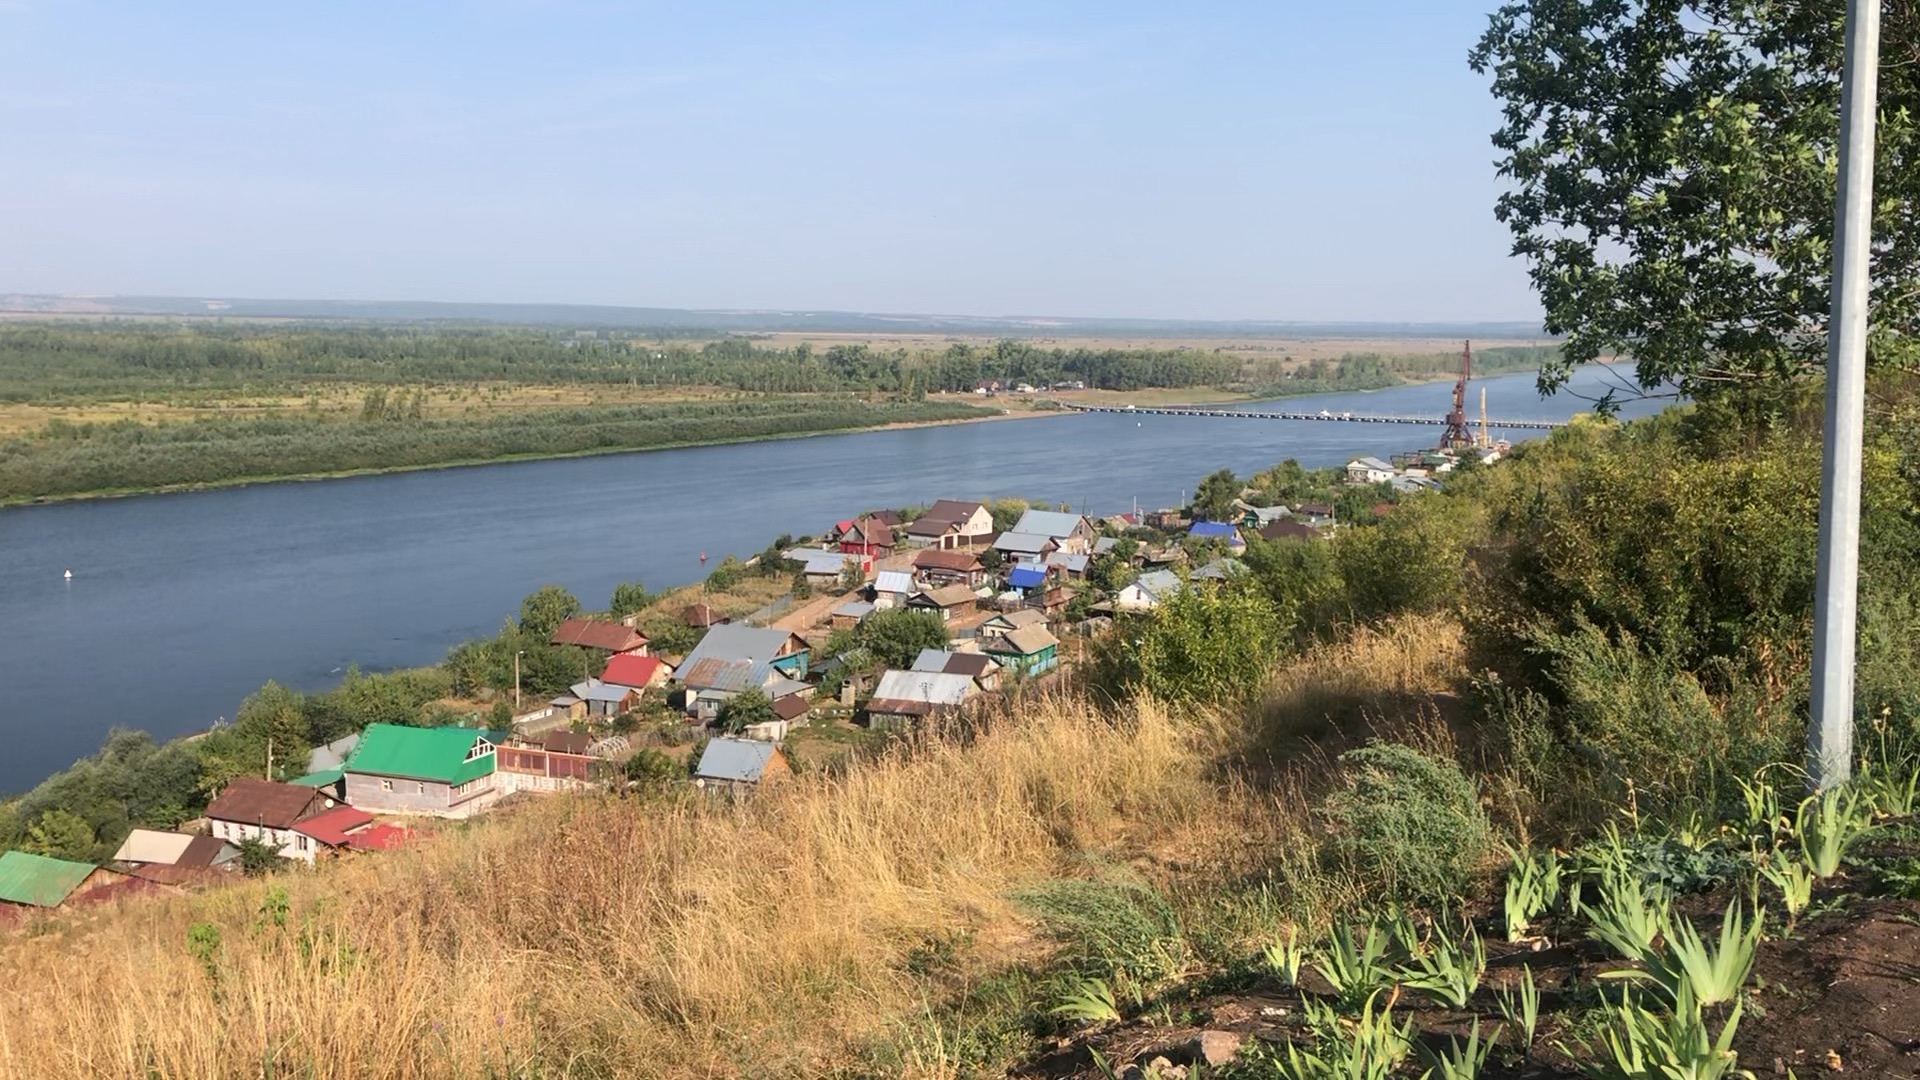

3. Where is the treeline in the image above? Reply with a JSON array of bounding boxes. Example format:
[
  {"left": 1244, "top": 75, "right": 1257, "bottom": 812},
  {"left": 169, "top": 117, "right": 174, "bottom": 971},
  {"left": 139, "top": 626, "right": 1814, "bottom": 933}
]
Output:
[
  {"left": 1249, "top": 344, "right": 1557, "bottom": 398},
  {"left": 0, "top": 323, "right": 1559, "bottom": 402},
  {"left": 0, "top": 398, "right": 983, "bottom": 500}
]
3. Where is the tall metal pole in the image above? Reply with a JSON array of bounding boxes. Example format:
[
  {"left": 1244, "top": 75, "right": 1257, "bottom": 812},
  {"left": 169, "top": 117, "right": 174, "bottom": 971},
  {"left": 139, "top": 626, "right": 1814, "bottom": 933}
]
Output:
[{"left": 1808, "top": 0, "right": 1881, "bottom": 790}]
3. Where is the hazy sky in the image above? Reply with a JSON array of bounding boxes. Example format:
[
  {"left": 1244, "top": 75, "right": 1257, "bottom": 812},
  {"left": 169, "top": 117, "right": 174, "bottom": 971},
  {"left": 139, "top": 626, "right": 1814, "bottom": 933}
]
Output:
[{"left": 0, "top": 2, "right": 1540, "bottom": 323}]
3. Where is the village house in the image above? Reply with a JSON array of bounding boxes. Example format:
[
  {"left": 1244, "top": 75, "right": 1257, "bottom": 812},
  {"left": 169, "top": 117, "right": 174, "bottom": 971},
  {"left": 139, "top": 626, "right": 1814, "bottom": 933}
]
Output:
[
  {"left": 205, "top": 777, "right": 335, "bottom": 854},
  {"left": 904, "top": 499, "right": 996, "bottom": 550},
  {"left": 342, "top": 724, "right": 499, "bottom": 818},
  {"left": 864, "top": 668, "right": 981, "bottom": 731},
  {"left": 548, "top": 617, "right": 650, "bottom": 656},
  {"left": 675, "top": 625, "right": 812, "bottom": 722},
  {"left": 830, "top": 599, "right": 875, "bottom": 631},
  {"left": 286, "top": 805, "right": 377, "bottom": 863},
  {"left": 1296, "top": 503, "right": 1336, "bottom": 526},
  {"left": 1259, "top": 519, "right": 1326, "bottom": 543},
  {"left": 1235, "top": 502, "right": 1292, "bottom": 530},
  {"left": 1005, "top": 562, "right": 1049, "bottom": 595},
  {"left": 913, "top": 547, "right": 988, "bottom": 587},
  {"left": 1045, "top": 550, "right": 1091, "bottom": 579},
  {"left": 110, "top": 829, "right": 240, "bottom": 876},
  {"left": 601, "top": 652, "right": 672, "bottom": 691},
  {"left": 1187, "top": 521, "right": 1246, "bottom": 549},
  {"left": 977, "top": 608, "right": 1048, "bottom": 636},
  {"left": 1114, "top": 568, "right": 1184, "bottom": 612},
  {"left": 787, "top": 547, "right": 857, "bottom": 585},
  {"left": 1009, "top": 509, "right": 1097, "bottom": 554},
  {"left": 569, "top": 678, "right": 642, "bottom": 718},
  {"left": 911, "top": 648, "right": 1003, "bottom": 692},
  {"left": 991, "top": 531, "right": 1058, "bottom": 561},
  {"left": 870, "top": 569, "right": 915, "bottom": 610},
  {"left": 834, "top": 516, "right": 896, "bottom": 560},
  {"left": 682, "top": 602, "right": 723, "bottom": 629},
  {"left": 1191, "top": 558, "right": 1247, "bottom": 583},
  {"left": 905, "top": 583, "right": 978, "bottom": 622},
  {"left": 982, "top": 625, "right": 1060, "bottom": 677},
  {"left": 0, "top": 851, "right": 128, "bottom": 913},
  {"left": 494, "top": 729, "right": 602, "bottom": 794},
  {"left": 1346, "top": 456, "right": 1397, "bottom": 485},
  {"left": 692, "top": 736, "right": 791, "bottom": 794}
]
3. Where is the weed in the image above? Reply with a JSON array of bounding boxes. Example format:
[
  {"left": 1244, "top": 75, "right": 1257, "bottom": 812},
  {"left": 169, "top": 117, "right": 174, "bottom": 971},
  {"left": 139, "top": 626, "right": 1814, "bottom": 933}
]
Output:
[
  {"left": 185, "top": 922, "right": 221, "bottom": 987},
  {"left": 1858, "top": 758, "right": 1920, "bottom": 819},
  {"left": 1503, "top": 844, "right": 1564, "bottom": 941},
  {"left": 1415, "top": 1019, "right": 1496, "bottom": 1080},
  {"left": 1016, "top": 877, "right": 1187, "bottom": 984},
  {"left": 1794, "top": 787, "right": 1872, "bottom": 878},
  {"left": 1619, "top": 902, "right": 1763, "bottom": 1007},
  {"left": 1495, "top": 966, "right": 1540, "bottom": 1055},
  {"left": 1397, "top": 927, "right": 1485, "bottom": 1009},
  {"left": 1322, "top": 741, "right": 1491, "bottom": 905},
  {"left": 1313, "top": 919, "right": 1396, "bottom": 1011},
  {"left": 1050, "top": 976, "right": 1122, "bottom": 1026},
  {"left": 1263, "top": 927, "right": 1306, "bottom": 987},
  {"left": 1275, "top": 991, "right": 1413, "bottom": 1080},
  {"left": 1756, "top": 852, "right": 1815, "bottom": 931}
]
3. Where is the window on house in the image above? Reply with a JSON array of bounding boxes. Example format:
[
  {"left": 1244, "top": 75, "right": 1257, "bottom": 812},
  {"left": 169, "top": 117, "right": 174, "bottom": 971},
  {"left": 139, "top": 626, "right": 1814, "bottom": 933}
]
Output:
[
  {"left": 297, "top": 835, "right": 308, "bottom": 852},
  {"left": 416, "top": 782, "right": 425, "bottom": 795},
  {"left": 381, "top": 779, "right": 393, "bottom": 792}
]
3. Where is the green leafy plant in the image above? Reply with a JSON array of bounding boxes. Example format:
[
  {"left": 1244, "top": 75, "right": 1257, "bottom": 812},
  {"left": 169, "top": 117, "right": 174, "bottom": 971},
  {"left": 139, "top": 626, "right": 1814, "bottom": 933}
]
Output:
[
  {"left": 1397, "top": 927, "right": 1485, "bottom": 1009},
  {"left": 1569, "top": 986, "right": 1752, "bottom": 1080},
  {"left": 1607, "top": 902, "right": 1761, "bottom": 1008},
  {"left": 1276, "top": 991, "right": 1413, "bottom": 1080},
  {"left": 1503, "top": 844, "right": 1564, "bottom": 941},
  {"left": 1264, "top": 927, "right": 1306, "bottom": 987},
  {"left": 1734, "top": 775, "right": 1784, "bottom": 841},
  {"left": 1415, "top": 1019, "right": 1495, "bottom": 1080},
  {"left": 1313, "top": 919, "right": 1395, "bottom": 1010},
  {"left": 1580, "top": 872, "right": 1670, "bottom": 965},
  {"left": 1757, "top": 853, "right": 1815, "bottom": 931},
  {"left": 1794, "top": 787, "right": 1872, "bottom": 879},
  {"left": 1859, "top": 759, "right": 1920, "bottom": 819},
  {"left": 1050, "top": 976, "right": 1122, "bottom": 1025},
  {"left": 1495, "top": 966, "right": 1539, "bottom": 1055}
]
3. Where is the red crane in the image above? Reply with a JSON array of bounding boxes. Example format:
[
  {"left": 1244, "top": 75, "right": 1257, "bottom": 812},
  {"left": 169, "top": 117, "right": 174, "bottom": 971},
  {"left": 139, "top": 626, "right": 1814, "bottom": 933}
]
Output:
[{"left": 1439, "top": 340, "right": 1475, "bottom": 450}]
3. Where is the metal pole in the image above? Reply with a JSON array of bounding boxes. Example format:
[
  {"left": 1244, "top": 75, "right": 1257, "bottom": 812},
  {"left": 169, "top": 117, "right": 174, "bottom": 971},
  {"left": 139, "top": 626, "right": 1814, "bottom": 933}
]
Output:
[{"left": 1808, "top": 0, "right": 1881, "bottom": 790}]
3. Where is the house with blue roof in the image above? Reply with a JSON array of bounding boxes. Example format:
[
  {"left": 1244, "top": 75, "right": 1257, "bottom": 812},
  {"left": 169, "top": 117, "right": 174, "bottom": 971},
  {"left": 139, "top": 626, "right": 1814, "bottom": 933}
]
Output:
[{"left": 1187, "top": 521, "right": 1245, "bottom": 548}]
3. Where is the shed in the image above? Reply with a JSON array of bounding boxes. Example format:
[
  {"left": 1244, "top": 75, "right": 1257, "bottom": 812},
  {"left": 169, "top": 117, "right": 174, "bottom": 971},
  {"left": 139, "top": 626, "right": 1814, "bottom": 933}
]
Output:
[
  {"left": 0, "top": 851, "right": 117, "bottom": 909},
  {"left": 830, "top": 599, "right": 875, "bottom": 631},
  {"left": 693, "top": 736, "right": 791, "bottom": 791}
]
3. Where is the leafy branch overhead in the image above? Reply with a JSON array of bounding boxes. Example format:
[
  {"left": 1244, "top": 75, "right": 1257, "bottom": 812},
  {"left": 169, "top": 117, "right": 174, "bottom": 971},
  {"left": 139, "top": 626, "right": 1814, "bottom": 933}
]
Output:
[{"left": 1472, "top": 1, "right": 1920, "bottom": 401}]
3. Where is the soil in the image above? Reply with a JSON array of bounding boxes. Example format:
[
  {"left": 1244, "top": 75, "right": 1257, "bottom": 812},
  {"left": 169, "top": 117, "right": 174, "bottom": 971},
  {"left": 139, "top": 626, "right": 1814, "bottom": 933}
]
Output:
[{"left": 1013, "top": 894, "right": 1920, "bottom": 1079}]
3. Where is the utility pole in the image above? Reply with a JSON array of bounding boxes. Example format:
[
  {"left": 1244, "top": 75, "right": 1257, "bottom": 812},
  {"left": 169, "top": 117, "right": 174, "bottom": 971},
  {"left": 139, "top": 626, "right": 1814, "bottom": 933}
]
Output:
[
  {"left": 266, "top": 737, "right": 273, "bottom": 781},
  {"left": 1808, "top": 0, "right": 1881, "bottom": 790},
  {"left": 515, "top": 650, "right": 525, "bottom": 711}
]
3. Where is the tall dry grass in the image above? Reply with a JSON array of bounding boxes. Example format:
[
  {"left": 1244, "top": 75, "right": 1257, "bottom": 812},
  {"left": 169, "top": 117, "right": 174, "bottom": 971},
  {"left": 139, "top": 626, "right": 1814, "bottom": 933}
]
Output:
[{"left": 0, "top": 614, "right": 1468, "bottom": 1079}]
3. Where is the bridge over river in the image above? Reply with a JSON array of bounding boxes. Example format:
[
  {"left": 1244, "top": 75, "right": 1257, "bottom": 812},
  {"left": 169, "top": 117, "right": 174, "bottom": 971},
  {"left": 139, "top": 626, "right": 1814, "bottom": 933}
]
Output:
[{"left": 1055, "top": 401, "right": 1568, "bottom": 431}]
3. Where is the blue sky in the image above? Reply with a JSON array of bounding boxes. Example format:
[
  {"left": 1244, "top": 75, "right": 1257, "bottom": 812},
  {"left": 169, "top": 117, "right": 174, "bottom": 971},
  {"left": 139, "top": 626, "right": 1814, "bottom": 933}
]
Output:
[{"left": 0, "top": 2, "right": 1538, "bottom": 322}]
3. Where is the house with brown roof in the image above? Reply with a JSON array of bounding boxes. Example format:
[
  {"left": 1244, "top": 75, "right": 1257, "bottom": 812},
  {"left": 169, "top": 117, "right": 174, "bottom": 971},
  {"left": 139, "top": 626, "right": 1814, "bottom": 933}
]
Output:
[
  {"left": 913, "top": 548, "right": 988, "bottom": 587},
  {"left": 205, "top": 778, "right": 335, "bottom": 857},
  {"left": 549, "top": 618, "right": 650, "bottom": 656},
  {"left": 905, "top": 500, "right": 995, "bottom": 550},
  {"left": 905, "top": 584, "right": 978, "bottom": 622}
]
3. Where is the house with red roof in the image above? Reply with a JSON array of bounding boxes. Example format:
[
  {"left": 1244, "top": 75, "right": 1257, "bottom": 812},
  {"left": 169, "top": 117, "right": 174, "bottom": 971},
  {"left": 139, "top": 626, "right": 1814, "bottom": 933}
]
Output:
[
  {"left": 601, "top": 653, "right": 672, "bottom": 690},
  {"left": 346, "top": 823, "right": 416, "bottom": 852},
  {"left": 835, "top": 516, "right": 896, "bottom": 560},
  {"left": 288, "top": 805, "right": 376, "bottom": 863}
]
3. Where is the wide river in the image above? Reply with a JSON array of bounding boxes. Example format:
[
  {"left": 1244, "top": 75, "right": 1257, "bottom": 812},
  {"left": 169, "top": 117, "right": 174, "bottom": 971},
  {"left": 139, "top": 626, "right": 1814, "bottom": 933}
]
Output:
[{"left": 0, "top": 366, "right": 1663, "bottom": 791}]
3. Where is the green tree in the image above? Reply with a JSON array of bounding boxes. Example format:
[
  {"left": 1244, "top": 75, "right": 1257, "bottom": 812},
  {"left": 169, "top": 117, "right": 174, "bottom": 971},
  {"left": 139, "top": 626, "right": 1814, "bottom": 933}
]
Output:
[
  {"left": 1094, "top": 583, "right": 1285, "bottom": 707},
  {"left": 854, "top": 609, "right": 951, "bottom": 670},
  {"left": 1470, "top": 2, "right": 1920, "bottom": 398},
  {"left": 518, "top": 585, "right": 581, "bottom": 638},
  {"left": 623, "top": 748, "right": 679, "bottom": 788},
  {"left": 705, "top": 557, "right": 744, "bottom": 593},
  {"left": 23, "top": 809, "right": 96, "bottom": 862},
  {"left": 234, "top": 835, "right": 284, "bottom": 877},
  {"left": 608, "top": 580, "right": 652, "bottom": 618},
  {"left": 1192, "top": 468, "right": 1240, "bottom": 522},
  {"left": 717, "top": 688, "right": 778, "bottom": 735}
]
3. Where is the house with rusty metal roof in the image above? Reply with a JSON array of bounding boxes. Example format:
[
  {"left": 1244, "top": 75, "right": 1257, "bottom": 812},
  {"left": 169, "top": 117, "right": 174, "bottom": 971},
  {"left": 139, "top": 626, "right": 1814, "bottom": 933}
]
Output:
[
  {"left": 0, "top": 851, "right": 125, "bottom": 911},
  {"left": 674, "top": 625, "right": 811, "bottom": 723},
  {"left": 910, "top": 648, "right": 1003, "bottom": 691},
  {"left": 693, "top": 736, "right": 790, "bottom": 793},
  {"left": 288, "top": 805, "right": 376, "bottom": 863},
  {"left": 549, "top": 617, "right": 650, "bottom": 655},
  {"left": 341, "top": 724, "right": 499, "bottom": 819}
]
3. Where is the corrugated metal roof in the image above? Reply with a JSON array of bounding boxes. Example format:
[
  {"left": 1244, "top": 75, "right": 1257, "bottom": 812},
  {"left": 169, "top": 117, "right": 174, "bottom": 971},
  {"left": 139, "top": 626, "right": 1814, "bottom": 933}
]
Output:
[
  {"left": 293, "top": 805, "right": 375, "bottom": 847},
  {"left": 985, "top": 608, "right": 1048, "bottom": 630},
  {"left": 914, "top": 549, "right": 983, "bottom": 571},
  {"left": 832, "top": 600, "right": 875, "bottom": 618},
  {"left": 873, "top": 570, "right": 914, "bottom": 594},
  {"left": 1008, "top": 566, "right": 1047, "bottom": 589},
  {"left": 1188, "top": 521, "right": 1240, "bottom": 539},
  {"left": 1046, "top": 551, "right": 1090, "bottom": 572},
  {"left": 991, "top": 625, "right": 1059, "bottom": 656},
  {"left": 695, "top": 737, "right": 779, "bottom": 783},
  {"left": 992, "top": 532, "right": 1054, "bottom": 554},
  {"left": 602, "top": 653, "right": 668, "bottom": 688},
  {"left": 0, "top": 851, "right": 95, "bottom": 907},
  {"left": 549, "top": 618, "right": 649, "bottom": 652},
  {"left": 871, "top": 669, "right": 976, "bottom": 706},
  {"left": 910, "top": 648, "right": 952, "bottom": 672},
  {"left": 344, "top": 724, "right": 495, "bottom": 785},
  {"left": 206, "top": 778, "right": 326, "bottom": 829},
  {"left": 1011, "top": 510, "right": 1087, "bottom": 539},
  {"left": 307, "top": 733, "right": 360, "bottom": 774}
]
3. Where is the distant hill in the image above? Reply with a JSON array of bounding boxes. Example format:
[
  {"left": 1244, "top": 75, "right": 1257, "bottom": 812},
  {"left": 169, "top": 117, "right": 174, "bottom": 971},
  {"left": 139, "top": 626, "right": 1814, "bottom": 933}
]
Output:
[{"left": 0, "top": 292, "right": 1543, "bottom": 339}]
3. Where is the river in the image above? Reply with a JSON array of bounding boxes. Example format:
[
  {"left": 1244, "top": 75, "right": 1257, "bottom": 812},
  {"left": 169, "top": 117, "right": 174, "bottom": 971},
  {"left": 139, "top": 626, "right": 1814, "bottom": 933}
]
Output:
[{"left": 0, "top": 365, "right": 1664, "bottom": 791}]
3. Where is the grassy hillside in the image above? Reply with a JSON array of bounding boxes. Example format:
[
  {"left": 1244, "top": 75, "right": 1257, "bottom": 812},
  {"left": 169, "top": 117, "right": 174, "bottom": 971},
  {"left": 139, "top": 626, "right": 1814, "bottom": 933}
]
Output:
[{"left": 5, "top": 381, "right": 1920, "bottom": 1078}]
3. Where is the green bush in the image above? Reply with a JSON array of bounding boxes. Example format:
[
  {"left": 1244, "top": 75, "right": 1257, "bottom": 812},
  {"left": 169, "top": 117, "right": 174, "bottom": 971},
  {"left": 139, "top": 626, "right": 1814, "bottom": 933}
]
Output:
[
  {"left": 1322, "top": 742, "right": 1491, "bottom": 905},
  {"left": 1012, "top": 877, "right": 1186, "bottom": 983},
  {"left": 1093, "top": 583, "right": 1286, "bottom": 707}
]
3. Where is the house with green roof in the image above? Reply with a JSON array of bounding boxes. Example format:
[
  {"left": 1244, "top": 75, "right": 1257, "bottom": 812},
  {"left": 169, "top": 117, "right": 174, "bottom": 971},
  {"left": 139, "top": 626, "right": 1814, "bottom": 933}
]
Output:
[
  {"left": 0, "top": 851, "right": 120, "bottom": 910},
  {"left": 342, "top": 724, "right": 499, "bottom": 818}
]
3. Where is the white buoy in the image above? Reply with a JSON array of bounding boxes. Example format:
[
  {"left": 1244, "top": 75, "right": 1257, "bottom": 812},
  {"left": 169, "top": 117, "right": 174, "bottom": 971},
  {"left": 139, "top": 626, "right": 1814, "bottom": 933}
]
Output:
[{"left": 63, "top": 569, "right": 72, "bottom": 581}]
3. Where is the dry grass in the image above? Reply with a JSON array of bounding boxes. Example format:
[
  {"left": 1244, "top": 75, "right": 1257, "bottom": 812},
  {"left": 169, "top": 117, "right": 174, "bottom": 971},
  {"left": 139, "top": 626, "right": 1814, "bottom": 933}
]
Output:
[{"left": 0, "top": 616, "right": 1470, "bottom": 1079}]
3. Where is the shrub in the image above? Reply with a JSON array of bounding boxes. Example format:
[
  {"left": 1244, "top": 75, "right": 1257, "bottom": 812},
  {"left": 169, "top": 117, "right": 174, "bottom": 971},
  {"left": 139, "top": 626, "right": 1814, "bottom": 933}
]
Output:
[
  {"left": 1321, "top": 742, "right": 1490, "bottom": 904},
  {"left": 1094, "top": 583, "right": 1285, "bottom": 707}
]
